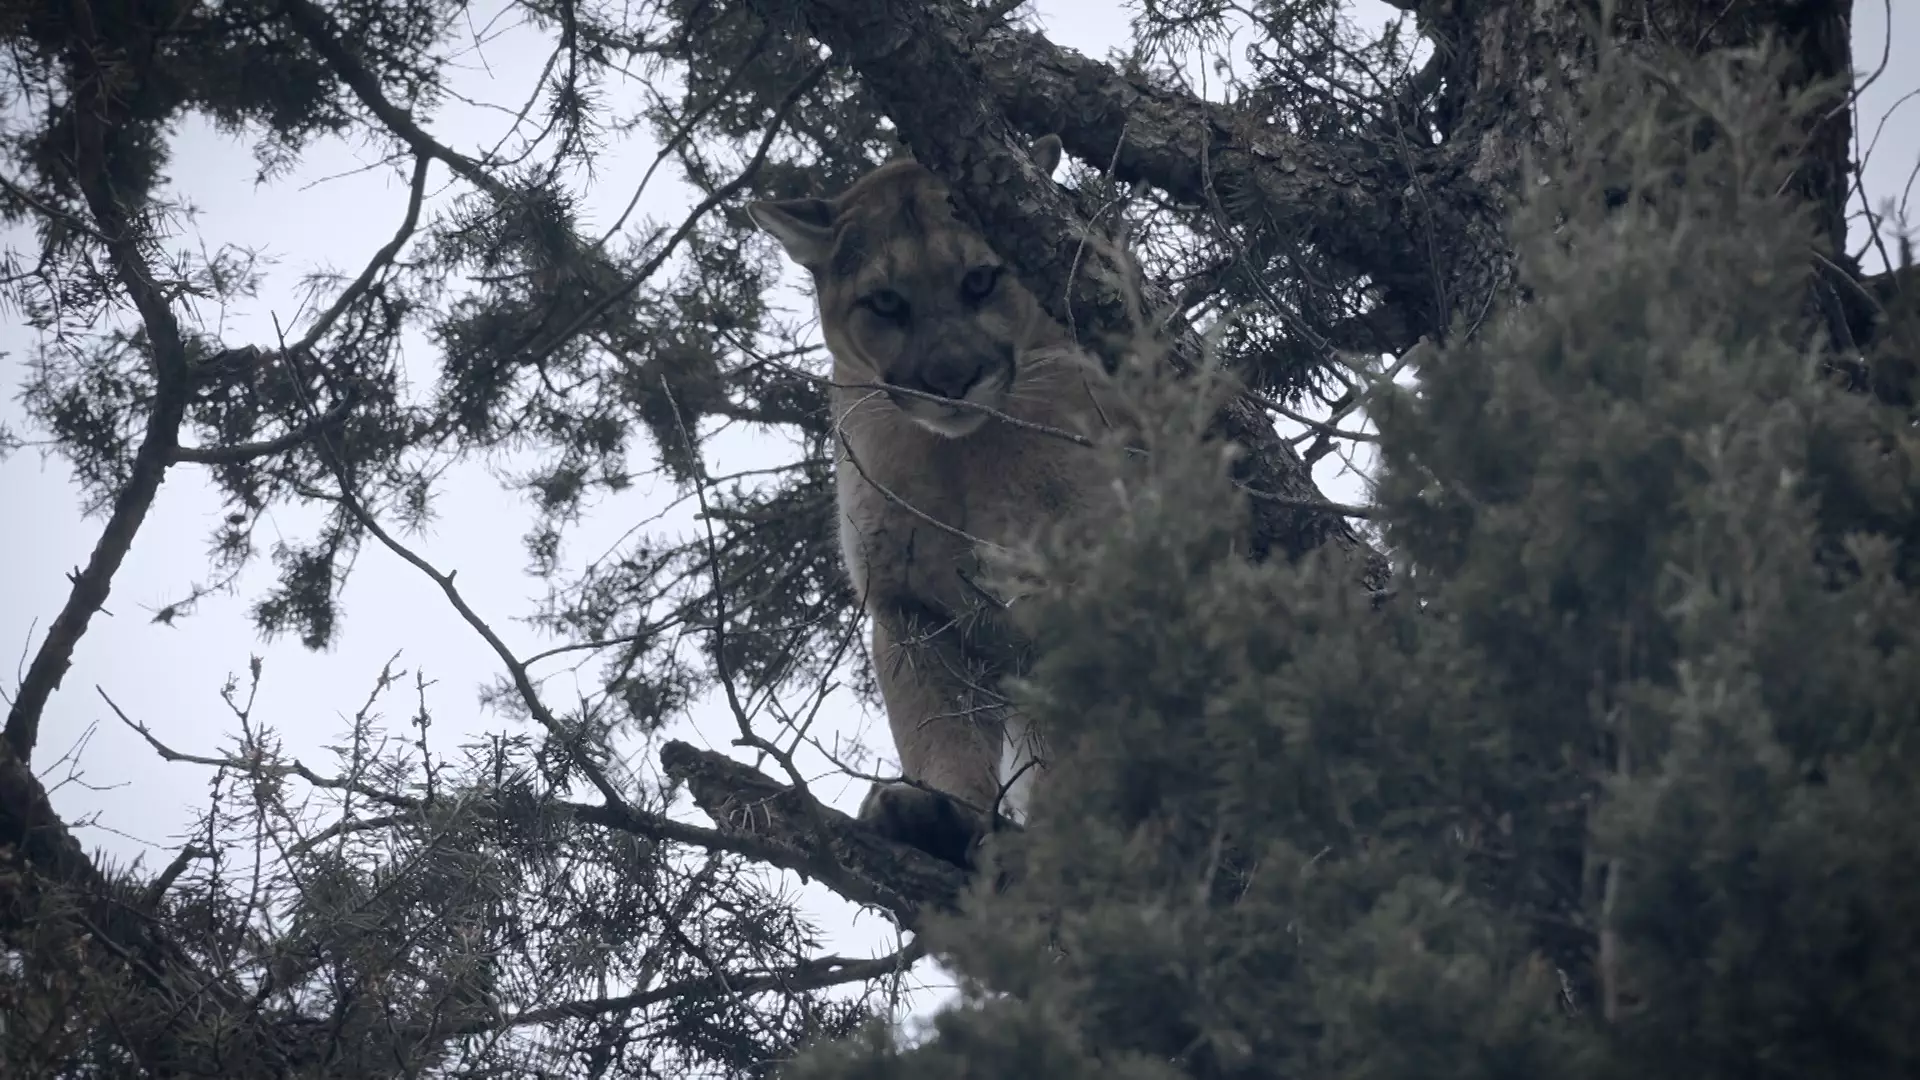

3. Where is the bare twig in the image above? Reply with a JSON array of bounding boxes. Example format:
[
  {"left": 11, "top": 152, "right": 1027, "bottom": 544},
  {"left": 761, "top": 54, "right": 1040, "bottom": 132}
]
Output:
[
  {"left": 279, "top": 0, "right": 508, "bottom": 197},
  {"left": 835, "top": 428, "right": 1007, "bottom": 552},
  {"left": 99, "top": 685, "right": 420, "bottom": 811},
  {"left": 326, "top": 471, "right": 632, "bottom": 808},
  {"left": 284, "top": 812, "right": 414, "bottom": 857},
  {"left": 521, "top": 58, "right": 831, "bottom": 369},
  {"left": 99, "top": 680, "right": 885, "bottom": 920}
]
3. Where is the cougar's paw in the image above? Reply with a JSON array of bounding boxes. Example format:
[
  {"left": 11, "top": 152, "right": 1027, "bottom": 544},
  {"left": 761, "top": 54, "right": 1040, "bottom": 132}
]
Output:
[{"left": 858, "top": 782, "right": 985, "bottom": 869}]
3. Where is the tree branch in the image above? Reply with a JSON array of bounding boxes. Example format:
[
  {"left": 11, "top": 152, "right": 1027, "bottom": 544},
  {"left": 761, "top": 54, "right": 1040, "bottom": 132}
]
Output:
[
  {"left": 101, "top": 678, "right": 955, "bottom": 936},
  {"left": 974, "top": 25, "right": 1449, "bottom": 320},
  {"left": 655, "top": 740, "right": 969, "bottom": 927},
  {"left": 277, "top": 0, "right": 506, "bottom": 198},
  {"left": 0, "top": 740, "right": 307, "bottom": 1072},
  {"left": 3, "top": 0, "right": 199, "bottom": 764},
  {"left": 478, "top": 942, "right": 925, "bottom": 1034},
  {"left": 293, "top": 151, "right": 432, "bottom": 353},
  {"left": 170, "top": 396, "right": 358, "bottom": 465}
]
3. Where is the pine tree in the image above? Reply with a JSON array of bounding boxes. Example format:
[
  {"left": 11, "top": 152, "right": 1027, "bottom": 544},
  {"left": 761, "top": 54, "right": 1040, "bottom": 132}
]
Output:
[{"left": 0, "top": 0, "right": 1912, "bottom": 1076}]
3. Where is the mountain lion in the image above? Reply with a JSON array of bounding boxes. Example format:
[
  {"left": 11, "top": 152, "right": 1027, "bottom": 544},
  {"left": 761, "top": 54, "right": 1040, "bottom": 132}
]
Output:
[{"left": 748, "top": 136, "right": 1127, "bottom": 868}]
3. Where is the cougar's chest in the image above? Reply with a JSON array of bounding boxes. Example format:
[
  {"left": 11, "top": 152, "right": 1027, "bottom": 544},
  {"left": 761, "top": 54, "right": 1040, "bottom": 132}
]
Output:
[{"left": 834, "top": 418, "right": 1065, "bottom": 614}]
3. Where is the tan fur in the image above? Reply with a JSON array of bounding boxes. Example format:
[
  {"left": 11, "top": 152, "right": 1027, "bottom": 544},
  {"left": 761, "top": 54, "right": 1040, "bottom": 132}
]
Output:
[{"left": 749, "top": 138, "right": 1124, "bottom": 866}]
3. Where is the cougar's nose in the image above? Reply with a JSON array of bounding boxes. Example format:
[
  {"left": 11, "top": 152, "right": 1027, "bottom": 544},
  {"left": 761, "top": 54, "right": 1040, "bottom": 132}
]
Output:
[{"left": 917, "top": 352, "right": 988, "bottom": 400}]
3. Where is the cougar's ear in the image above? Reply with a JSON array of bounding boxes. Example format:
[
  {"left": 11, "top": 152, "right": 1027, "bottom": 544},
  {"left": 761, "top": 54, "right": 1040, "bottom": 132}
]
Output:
[
  {"left": 1030, "top": 134, "right": 1063, "bottom": 178},
  {"left": 746, "top": 197, "right": 836, "bottom": 270}
]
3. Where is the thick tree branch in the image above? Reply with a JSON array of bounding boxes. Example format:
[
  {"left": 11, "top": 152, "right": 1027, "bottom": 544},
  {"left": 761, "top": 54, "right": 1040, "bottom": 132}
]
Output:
[
  {"left": 657, "top": 740, "right": 969, "bottom": 927},
  {"left": 974, "top": 26, "right": 1452, "bottom": 328},
  {"left": 4, "top": 1, "right": 196, "bottom": 764}
]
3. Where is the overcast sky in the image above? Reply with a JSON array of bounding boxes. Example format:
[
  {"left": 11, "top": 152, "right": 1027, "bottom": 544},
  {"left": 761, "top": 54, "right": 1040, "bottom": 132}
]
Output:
[{"left": 2, "top": 0, "right": 1914, "bottom": 1028}]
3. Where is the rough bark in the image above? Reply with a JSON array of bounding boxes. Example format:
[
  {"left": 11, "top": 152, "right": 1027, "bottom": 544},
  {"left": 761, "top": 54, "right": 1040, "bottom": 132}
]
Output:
[
  {"left": 658, "top": 741, "right": 970, "bottom": 926},
  {"left": 974, "top": 27, "right": 1463, "bottom": 345},
  {"left": 1432, "top": 0, "right": 1863, "bottom": 343}
]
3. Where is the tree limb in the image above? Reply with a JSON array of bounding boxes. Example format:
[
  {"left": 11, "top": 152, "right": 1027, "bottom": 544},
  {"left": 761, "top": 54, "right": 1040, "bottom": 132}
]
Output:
[
  {"left": 477, "top": 942, "right": 925, "bottom": 1034},
  {"left": 277, "top": 0, "right": 507, "bottom": 198},
  {"left": 4, "top": 0, "right": 198, "bottom": 764},
  {"left": 656, "top": 740, "right": 969, "bottom": 927},
  {"left": 974, "top": 25, "right": 1453, "bottom": 325},
  {"left": 170, "top": 397, "right": 358, "bottom": 465}
]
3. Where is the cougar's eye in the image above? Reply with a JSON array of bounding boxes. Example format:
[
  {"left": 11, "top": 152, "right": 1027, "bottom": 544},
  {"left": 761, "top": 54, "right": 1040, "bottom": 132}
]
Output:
[
  {"left": 960, "top": 265, "right": 1002, "bottom": 304},
  {"left": 861, "top": 289, "right": 908, "bottom": 320}
]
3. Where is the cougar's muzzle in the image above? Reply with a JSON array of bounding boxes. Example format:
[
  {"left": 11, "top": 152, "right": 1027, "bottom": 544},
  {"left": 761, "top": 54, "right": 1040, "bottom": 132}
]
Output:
[{"left": 885, "top": 341, "right": 1016, "bottom": 437}]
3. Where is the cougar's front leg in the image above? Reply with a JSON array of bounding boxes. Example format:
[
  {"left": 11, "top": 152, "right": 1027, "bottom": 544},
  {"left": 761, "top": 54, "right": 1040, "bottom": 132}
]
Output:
[{"left": 859, "top": 606, "right": 1010, "bottom": 868}]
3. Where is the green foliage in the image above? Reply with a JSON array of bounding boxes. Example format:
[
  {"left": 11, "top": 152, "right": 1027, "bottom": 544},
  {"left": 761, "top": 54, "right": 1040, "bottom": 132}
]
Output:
[{"left": 790, "top": 41, "right": 1920, "bottom": 1080}]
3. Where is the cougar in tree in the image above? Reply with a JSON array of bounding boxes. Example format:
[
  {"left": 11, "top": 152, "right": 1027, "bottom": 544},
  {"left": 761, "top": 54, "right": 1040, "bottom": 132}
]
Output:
[{"left": 747, "top": 136, "right": 1127, "bottom": 868}]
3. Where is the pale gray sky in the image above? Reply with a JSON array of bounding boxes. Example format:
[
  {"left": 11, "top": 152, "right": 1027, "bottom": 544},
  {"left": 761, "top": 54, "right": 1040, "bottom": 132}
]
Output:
[{"left": 1, "top": 0, "right": 1913, "bottom": 1027}]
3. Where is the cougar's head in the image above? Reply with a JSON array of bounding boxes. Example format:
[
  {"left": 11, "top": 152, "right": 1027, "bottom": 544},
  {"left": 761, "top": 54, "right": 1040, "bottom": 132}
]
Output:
[{"left": 747, "top": 136, "right": 1064, "bottom": 438}]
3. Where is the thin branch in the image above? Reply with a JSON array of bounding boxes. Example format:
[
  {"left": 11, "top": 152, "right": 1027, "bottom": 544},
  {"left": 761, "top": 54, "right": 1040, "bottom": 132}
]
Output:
[
  {"left": 834, "top": 375, "right": 1099, "bottom": 448},
  {"left": 279, "top": 0, "right": 508, "bottom": 197},
  {"left": 284, "top": 812, "right": 414, "bottom": 857},
  {"left": 170, "top": 397, "right": 358, "bottom": 465},
  {"left": 480, "top": 943, "right": 925, "bottom": 1033},
  {"left": 99, "top": 685, "right": 420, "bottom": 811},
  {"left": 521, "top": 58, "right": 831, "bottom": 370},
  {"left": 136, "top": 844, "right": 210, "bottom": 911},
  {"left": 320, "top": 459, "right": 632, "bottom": 810},
  {"left": 1244, "top": 385, "right": 1380, "bottom": 443},
  {"left": 661, "top": 377, "right": 815, "bottom": 797},
  {"left": 592, "top": 24, "right": 777, "bottom": 248},
  {"left": 292, "top": 152, "right": 433, "bottom": 353},
  {"left": 100, "top": 682, "right": 906, "bottom": 925}
]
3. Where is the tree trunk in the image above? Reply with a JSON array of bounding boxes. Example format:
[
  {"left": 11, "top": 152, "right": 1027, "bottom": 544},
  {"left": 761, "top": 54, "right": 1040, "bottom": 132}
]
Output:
[{"left": 1436, "top": 0, "right": 1863, "bottom": 346}]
